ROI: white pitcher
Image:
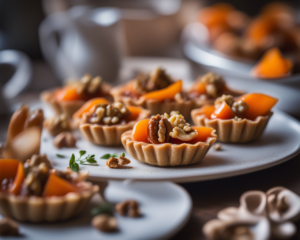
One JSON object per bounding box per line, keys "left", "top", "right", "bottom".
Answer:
{"left": 39, "top": 6, "right": 123, "bottom": 83}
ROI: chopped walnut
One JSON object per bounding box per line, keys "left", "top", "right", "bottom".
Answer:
{"left": 115, "top": 200, "right": 141, "bottom": 217}
{"left": 44, "top": 114, "right": 71, "bottom": 136}
{"left": 232, "top": 100, "right": 249, "bottom": 115}
{"left": 0, "top": 217, "right": 19, "bottom": 236}
{"left": 214, "top": 95, "right": 234, "bottom": 108}
{"left": 92, "top": 214, "right": 117, "bottom": 232}
{"left": 198, "top": 72, "right": 225, "bottom": 98}
{"left": 131, "top": 67, "right": 173, "bottom": 94}
{"left": 53, "top": 132, "right": 76, "bottom": 149}
{"left": 24, "top": 154, "right": 52, "bottom": 170}
{"left": 24, "top": 162, "right": 50, "bottom": 196}
{"left": 214, "top": 143, "right": 222, "bottom": 151}
{"left": 74, "top": 74, "right": 103, "bottom": 95}
{"left": 148, "top": 114, "right": 173, "bottom": 144}
{"left": 168, "top": 113, "right": 198, "bottom": 141}
{"left": 84, "top": 102, "right": 129, "bottom": 125}
{"left": 106, "top": 156, "right": 131, "bottom": 168}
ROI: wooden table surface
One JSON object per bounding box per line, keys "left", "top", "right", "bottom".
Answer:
{"left": 6, "top": 60, "right": 300, "bottom": 239}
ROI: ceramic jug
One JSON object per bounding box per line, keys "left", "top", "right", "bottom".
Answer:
{"left": 39, "top": 6, "right": 122, "bottom": 83}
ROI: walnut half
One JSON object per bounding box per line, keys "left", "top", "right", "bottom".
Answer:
{"left": 115, "top": 200, "right": 141, "bottom": 217}
{"left": 0, "top": 217, "right": 19, "bottom": 236}
{"left": 53, "top": 132, "right": 76, "bottom": 149}
{"left": 92, "top": 214, "right": 117, "bottom": 232}
{"left": 106, "top": 156, "right": 131, "bottom": 168}
{"left": 147, "top": 114, "right": 173, "bottom": 144}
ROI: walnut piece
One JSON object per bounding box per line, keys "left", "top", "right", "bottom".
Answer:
{"left": 24, "top": 154, "right": 52, "bottom": 170}
{"left": 74, "top": 74, "right": 103, "bottom": 95}
{"left": 115, "top": 200, "right": 141, "bottom": 217}
{"left": 168, "top": 113, "right": 198, "bottom": 141}
{"left": 92, "top": 214, "right": 117, "bottom": 232}
{"left": 214, "top": 143, "right": 222, "bottom": 151}
{"left": 44, "top": 114, "right": 71, "bottom": 136}
{"left": 84, "top": 102, "right": 129, "bottom": 125}
{"left": 214, "top": 95, "right": 234, "bottom": 109}
{"left": 232, "top": 100, "right": 249, "bottom": 115}
{"left": 106, "top": 156, "right": 131, "bottom": 168}
{"left": 0, "top": 217, "right": 19, "bottom": 236}
{"left": 53, "top": 132, "right": 76, "bottom": 149}
{"left": 199, "top": 72, "right": 225, "bottom": 98}
{"left": 147, "top": 114, "right": 173, "bottom": 144}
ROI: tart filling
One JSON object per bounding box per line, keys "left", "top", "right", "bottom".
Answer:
{"left": 75, "top": 99, "right": 150, "bottom": 146}
{"left": 110, "top": 67, "right": 195, "bottom": 119}
{"left": 121, "top": 112, "right": 216, "bottom": 166}
{"left": 41, "top": 74, "right": 112, "bottom": 118}
{"left": 0, "top": 156, "right": 98, "bottom": 222}
{"left": 191, "top": 93, "right": 278, "bottom": 143}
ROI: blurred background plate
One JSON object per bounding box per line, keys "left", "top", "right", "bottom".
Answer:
{"left": 0, "top": 180, "right": 192, "bottom": 240}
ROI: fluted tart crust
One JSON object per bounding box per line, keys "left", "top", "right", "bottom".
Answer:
{"left": 191, "top": 110, "right": 273, "bottom": 143}
{"left": 121, "top": 130, "right": 217, "bottom": 166}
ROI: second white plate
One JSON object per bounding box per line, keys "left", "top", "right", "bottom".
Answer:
{"left": 41, "top": 111, "right": 300, "bottom": 183}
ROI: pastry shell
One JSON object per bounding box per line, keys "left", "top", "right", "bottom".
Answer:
{"left": 0, "top": 183, "right": 99, "bottom": 223}
{"left": 121, "top": 130, "right": 217, "bottom": 166}
{"left": 41, "top": 83, "right": 111, "bottom": 118}
{"left": 110, "top": 82, "right": 195, "bottom": 119}
{"left": 79, "top": 108, "right": 151, "bottom": 146}
{"left": 191, "top": 109, "right": 273, "bottom": 143}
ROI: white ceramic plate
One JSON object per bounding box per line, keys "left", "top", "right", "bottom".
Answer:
{"left": 41, "top": 111, "right": 300, "bottom": 183}
{"left": 0, "top": 181, "right": 192, "bottom": 240}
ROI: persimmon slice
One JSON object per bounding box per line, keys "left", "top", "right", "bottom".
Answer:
{"left": 8, "top": 162, "right": 24, "bottom": 195}
{"left": 211, "top": 102, "right": 235, "bottom": 120}
{"left": 73, "top": 98, "right": 109, "bottom": 119}
{"left": 142, "top": 80, "right": 182, "bottom": 101}
{"left": 43, "top": 173, "right": 77, "bottom": 197}
{"left": 0, "top": 159, "right": 21, "bottom": 192}
{"left": 170, "top": 126, "right": 214, "bottom": 144}
{"left": 197, "top": 105, "right": 215, "bottom": 118}
{"left": 239, "top": 93, "right": 278, "bottom": 120}
{"left": 126, "top": 106, "right": 142, "bottom": 122}
{"left": 55, "top": 86, "right": 82, "bottom": 101}
{"left": 252, "top": 48, "right": 293, "bottom": 78}
{"left": 132, "top": 119, "right": 150, "bottom": 143}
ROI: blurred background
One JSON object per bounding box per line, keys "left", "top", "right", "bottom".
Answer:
{"left": 0, "top": 0, "right": 300, "bottom": 94}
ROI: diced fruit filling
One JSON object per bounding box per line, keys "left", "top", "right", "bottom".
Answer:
{"left": 55, "top": 74, "right": 106, "bottom": 101}
{"left": 197, "top": 93, "right": 278, "bottom": 120}
{"left": 252, "top": 48, "right": 293, "bottom": 78}
{"left": 132, "top": 111, "right": 214, "bottom": 144}
{"left": 0, "top": 156, "right": 84, "bottom": 197}
{"left": 80, "top": 101, "right": 142, "bottom": 125}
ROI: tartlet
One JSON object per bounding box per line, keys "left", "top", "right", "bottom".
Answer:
{"left": 41, "top": 74, "right": 112, "bottom": 118}
{"left": 0, "top": 157, "right": 98, "bottom": 223}
{"left": 110, "top": 67, "right": 195, "bottom": 119}
{"left": 121, "top": 112, "right": 217, "bottom": 166}
{"left": 74, "top": 99, "right": 151, "bottom": 146}
{"left": 191, "top": 93, "right": 278, "bottom": 143}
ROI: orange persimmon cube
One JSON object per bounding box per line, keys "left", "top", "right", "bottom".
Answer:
{"left": 239, "top": 93, "right": 278, "bottom": 120}
{"left": 190, "top": 126, "right": 214, "bottom": 143}
{"left": 197, "top": 105, "right": 216, "bottom": 118}
{"left": 132, "top": 119, "right": 150, "bottom": 143}
{"left": 73, "top": 98, "right": 109, "bottom": 119}
{"left": 252, "top": 48, "right": 292, "bottom": 78}
{"left": 142, "top": 81, "right": 182, "bottom": 101}
{"left": 211, "top": 102, "right": 235, "bottom": 120}
{"left": 195, "top": 82, "right": 206, "bottom": 94}
{"left": 8, "top": 162, "right": 24, "bottom": 195}
{"left": 55, "top": 86, "right": 82, "bottom": 101}
{"left": 0, "top": 159, "right": 20, "bottom": 191}
{"left": 126, "top": 106, "right": 142, "bottom": 122}
{"left": 43, "top": 173, "right": 77, "bottom": 197}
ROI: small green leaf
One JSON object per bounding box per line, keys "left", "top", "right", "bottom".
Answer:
{"left": 86, "top": 159, "right": 97, "bottom": 163}
{"left": 120, "top": 152, "right": 125, "bottom": 157}
{"left": 91, "top": 202, "right": 114, "bottom": 216}
{"left": 69, "top": 154, "right": 75, "bottom": 164}
{"left": 111, "top": 153, "right": 118, "bottom": 158}
{"left": 70, "top": 162, "right": 79, "bottom": 172}
{"left": 100, "top": 154, "right": 111, "bottom": 159}
{"left": 56, "top": 154, "right": 66, "bottom": 158}
{"left": 79, "top": 150, "right": 86, "bottom": 157}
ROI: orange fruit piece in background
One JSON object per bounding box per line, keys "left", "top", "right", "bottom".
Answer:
{"left": 55, "top": 86, "right": 82, "bottom": 101}
{"left": 197, "top": 105, "right": 216, "bottom": 118}
{"left": 43, "top": 173, "right": 77, "bottom": 197}
{"left": 239, "top": 93, "right": 278, "bottom": 120}
{"left": 142, "top": 80, "right": 182, "bottom": 101}
{"left": 211, "top": 102, "right": 235, "bottom": 120}
{"left": 252, "top": 48, "right": 292, "bottom": 78}
{"left": 73, "top": 98, "right": 109, "bottom": 119}
{"left": 126, "top": 106, "right": 142, "bottom": 122}
{"left": 190, "top": 126, "right": 214, "bottom": 143}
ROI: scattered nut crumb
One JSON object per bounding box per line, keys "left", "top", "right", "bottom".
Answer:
{"left": 0, "top": 217, "right": 19, "bottom": 236}
{"left": 106, "top": 156, "right": 131, "bottom": 168}
{"left": 214, "top": 143, "right": 222, "bottom": 151}
{"left": 92, "top": 214, "right": 117, "bottom": 232}
{"left": 54, "top": 132, "right": 76, "bottom": 149}
{"left": 115, "top": 200, "right": 141, "bottom": 217}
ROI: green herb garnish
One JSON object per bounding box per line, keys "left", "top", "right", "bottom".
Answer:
{"left": 76, "top": 150, "right": 97, "bottom": 165}
{"left": 56, "top": 154, "right": 66, "bottom": 158}
{"left": 91, "top": 202, "right": 114, "bottom": 216}
{"left": 69, "top": 154, "right": 79, "bottom": 172}
{"left": 100, "top": 152, "right": 125, "bottom": 160}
